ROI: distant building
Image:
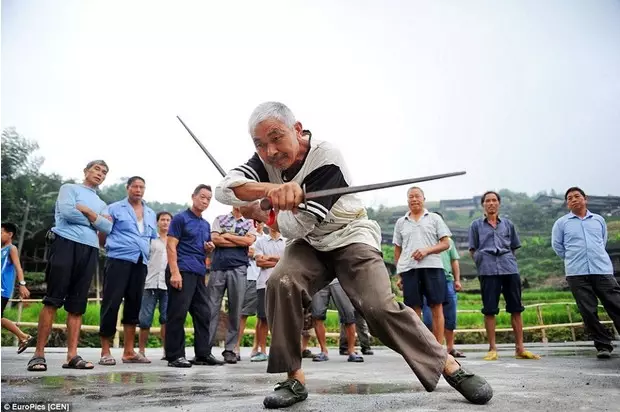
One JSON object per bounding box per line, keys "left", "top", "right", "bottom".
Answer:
{"left": 586, "top": 196, "right": 620, "bottom": 216}
{"left": 439, "top": 198, "right": 478, "bottom": 211}
{"left": 534, "top": 195, "right": 565, "bottom": 209}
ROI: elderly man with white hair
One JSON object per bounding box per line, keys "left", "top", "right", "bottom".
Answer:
{"left": 214, "top": 101, "right": 493, "bottom": 409}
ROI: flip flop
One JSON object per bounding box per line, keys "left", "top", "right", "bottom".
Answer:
{"left": 17, "top": 335, "right": 36, "bottom": 354}
{"left": 98, "top": 355, "right": 117, "bottom": 366}
{"left": 449, "top": 348, "right": 467, "bottom": 358}
{"left": 122, "top": 352, "right": 151, "bottom": 363}
{"left": 62, "top": 355, "right": 94, "bottom": 369}
{"left": 27, "top": 356, "right": 47, "bottom": 372}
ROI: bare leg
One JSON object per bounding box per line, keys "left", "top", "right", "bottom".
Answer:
{"left": 413, "top": 306, "right": 422, "bottom": 318}
{"left": 258, "top": 319, "right": 269, "bottom": 354}
{"left": 66, "top": 313, "right": 84, "bottom": 361}
{"left": 1, "top": 318, "right": 29, "bottom": 341}
{"left": 344, "top": 324, "right": 357, "bottom": 354}
{"left": 122, "top": 325, "right": 137, "bottom": 358}
{"left": 100, "top": 336, "right": 113, "bottom": 357}
{"left": 484, "top": 315, "right": 497, "bottom": 351}
{"left": 301, "top": 334, "right": 311, "bottom": 351}
{"left": 430, "top": 304, "right": 445, "bottom": 344}
{"left": 236, "top": 315, "right": 248, "bottom": 354}
{"left": 313, "top": 319, "right": 328, "bottom": 354}
{"left": 445, "top": 329, "right": 455, "bottom": 352}
{"left": 160, "top": 324, "right": 166, "bottom": 349}
{"left": 34, "top": 306, "right": 57, "bottom": 358}
{"left": 512, "top": 313, "right": 525, "bottom": 353}
{"left": 138, "top": 328, "right": 150, "bottom": 354}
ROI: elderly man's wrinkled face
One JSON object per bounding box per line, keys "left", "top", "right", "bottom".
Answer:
{"left": 252, "top": 119, "right": 303, "bottom": 170}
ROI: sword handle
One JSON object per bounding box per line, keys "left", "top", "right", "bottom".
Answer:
{"left": 258, "top": 184, "right": 307, "bottom": 211}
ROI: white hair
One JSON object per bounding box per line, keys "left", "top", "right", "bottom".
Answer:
{"left": 248, "top": 101, "right": 296, "bottom": 136}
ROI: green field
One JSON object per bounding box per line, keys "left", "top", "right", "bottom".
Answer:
{"left": 2, "top": 290, "right": 613, "bottom": 348}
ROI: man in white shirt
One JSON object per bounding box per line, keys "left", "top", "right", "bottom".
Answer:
{"left": 236, "top": 221, "right": 268, "bottom": 361}
{"left": 252, "top": 227, "right": 286, "bottom": 362}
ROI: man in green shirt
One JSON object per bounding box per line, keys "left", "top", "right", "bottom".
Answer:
{"left": 422, "top": 213, "right": 464, "bottom": 358}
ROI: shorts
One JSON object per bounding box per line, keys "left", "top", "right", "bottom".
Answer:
{"left": 139, "top": 288, "right": 168, "bottom": 328}
{"left": 1, "top": 296, "right": 8, "bottom": 317}
{"left": 241, "top": 280, "right": 258, "bottom": 316}
{"left": 43, "top": 235, "right": 98, "bottom": 315}
{"left": 401, "top": 267, "right": 447, "bottom": 308}
{"left": 310, "top": 282, "right": 356, "bottom": 325}
{"left": 422, "top": 279, "right": 458, "bottom": 330}
{"left": 479, "top": 274, "right": 525, "bottom": 315}
{"left": 256, "top": 287, "right": 267, "bottom": 320}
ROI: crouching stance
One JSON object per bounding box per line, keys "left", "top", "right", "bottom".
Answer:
{"left": 214, "top": 101, "right": 493, "bottom": 409}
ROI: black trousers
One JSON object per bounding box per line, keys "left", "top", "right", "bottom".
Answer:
{"left": 99, "top": 256, "right": 147, "bottom": 338}
{"left": 164, "top": 269, "right": 211, "bottom": 361}
{"left": 566, "top": 275, "right": 620, "bottom": 352}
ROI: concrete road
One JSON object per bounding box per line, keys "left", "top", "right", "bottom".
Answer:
{"left": 1, "top": 342, "right": 619, "bottom": 412}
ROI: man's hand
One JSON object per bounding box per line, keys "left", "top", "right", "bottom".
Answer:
{"left": 265, "top": 182, "right": 304, "bottom": 213}
{"left": 204, "top": 241, "right": 215, "bottom": 253}
{"left": 396, "top": 275, "right": 403, "bottom": 290}
{"left": 454, "top": 280, "right": 462, "bottom": 291}
{"left": 170, "top": 271, "right": 183, "bottom": 290}
{"left": 240, "top": 202, "right": 271, "bottom": 223}
{"left": 18, "top": 285, "right": 30, "bottom": 299}
{"left": 412, "top": 248, "right": 429, "bottom": 261}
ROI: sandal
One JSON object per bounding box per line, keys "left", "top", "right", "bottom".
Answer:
{"left": 122, "top": 352, "right": 151, "bottom": 363}
{"left": 27, "top": 356, "right": 47, "bottom": 372}
{"left": 449, "top": 348, "right": 466, "bottom": 358}
{"left": 98, "top": 355, "right": 116, "bottom": 366}
{"left": 17, "top": 335, "right": 36, "bottom": 354}
{"left": 62, "top": 355, "right": 94, "bottom": 369}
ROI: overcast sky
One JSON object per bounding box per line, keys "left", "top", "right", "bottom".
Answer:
{"left": 2, "top": 0, "right": 619, "bottom": 221}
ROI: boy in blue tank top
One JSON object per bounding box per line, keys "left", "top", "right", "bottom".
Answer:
{"left": 1, "top": 222, "right": 36, "bottom": 353}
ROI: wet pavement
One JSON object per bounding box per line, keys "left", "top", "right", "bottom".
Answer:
{"left": 1, "top": 342, "right": 619, "bottom": 411}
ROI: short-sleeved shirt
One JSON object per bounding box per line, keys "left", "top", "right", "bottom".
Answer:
{"left": 468, "top": 216, "right": 521, "bottom": 276}
{"left": 247, "top": 233, "right": 269, "bottom": 281}
{"left": 144, "top": 236, "right": 167, "bottom": 290}
{"left": 211, "top": 213, "right": 257, "bottom": 271}
{"left": 254, "top": 235, "right": 287, "bottom": 289}
{"left": 392, "top": 209, "right": 452, "bottom": 273}
{"left": 168, "top": 209, "right": 212, "bottom": 276}
{"left": 104, "top": 198, "right": 158, "bottom": 264}
{"left": 440, "top": 238, "right": 460, "bottom": 282}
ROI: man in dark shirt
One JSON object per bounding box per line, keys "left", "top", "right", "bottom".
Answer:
{"left": 468, "top": 191, "right": 540, "bottom": 361}
{"left": 165, "top": 184, "right": 216, "bottom": 368}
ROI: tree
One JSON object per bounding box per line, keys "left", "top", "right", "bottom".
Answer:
{"left": 1, "top": 128, "right": 66, "bottom": 250}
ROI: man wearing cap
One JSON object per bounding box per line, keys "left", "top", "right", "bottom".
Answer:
{"left": 27, "top": 160, "right": 113, "bottom": 372}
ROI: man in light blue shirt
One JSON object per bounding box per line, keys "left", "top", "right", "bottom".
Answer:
{"left": 98, "top": 176, "right": 157, "bottom": 366}
{"left": 551, "top": 186, "right": 620, "bottom": 359}
{"left": 28, "top": 160, "right": 112, "bottom": 372}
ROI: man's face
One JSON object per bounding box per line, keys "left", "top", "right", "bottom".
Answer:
{"left": 483, "top": 193, "right": 500, "bottom": 215}
{"left": 84, "top": 163, "right": 108, "bottom": 186}
{"left": 158, "top": 214, "right": 171, "bottom": 232}
{"left": 1, "top": 228, "right": 12, "bottom": 245}
{"left": 127, "top": 179, "right": 145, "bottom": 202}
{"left": 252, "top": 118, "right": 304, "bottom": 170}
{"left": 192, "top": 188, "right": 212, "bottom": 212}
{"left": 407, "top": 189, "right": 425, "bottom": 211}
{"left": 566, "top": 190, "right": 587, "bottom": 212}
{"left": 256, "top": 222, "right": 264, "bottom": 233}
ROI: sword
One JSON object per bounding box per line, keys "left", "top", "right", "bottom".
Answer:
{"left": 176, "top": 115, "right": 227, "bottom": 177}
{"left": 259, "top": 171, "right": 466, "bottom": 211}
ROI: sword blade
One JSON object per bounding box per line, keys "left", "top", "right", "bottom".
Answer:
{"left": 177, "top": 115, "right": 227, "bottom": 177}
{"left": 260, "top": 171, "right": 466, "bottom": 210}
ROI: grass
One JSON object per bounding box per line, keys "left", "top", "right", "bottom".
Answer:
{"left": 2, "top": 290, "right": 612, "bottom": 347}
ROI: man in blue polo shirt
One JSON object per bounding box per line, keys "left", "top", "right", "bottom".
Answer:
{"left": 552, "top": 186, "right": 620, "bottom": 359}
{"left": 468, "top": 190, "right": 540, "bottom": 361}
{"left": 206, "top": 206, "right": 257, "bottom": 364}
{"left": 165, "top": 184, "right": 216, "bottom": 368}
{"left": 98, "top": 176, "right": 157, "bottom": 366}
